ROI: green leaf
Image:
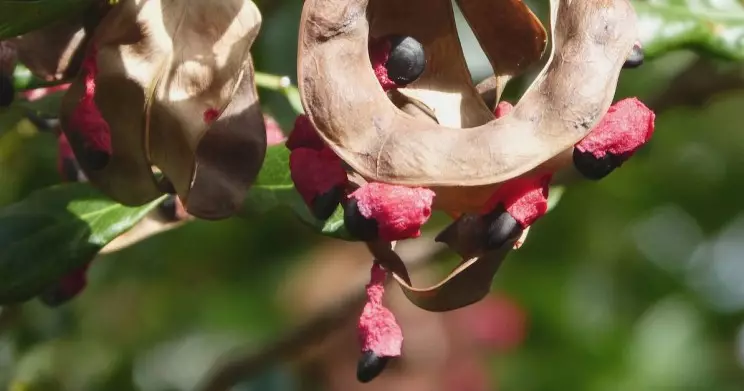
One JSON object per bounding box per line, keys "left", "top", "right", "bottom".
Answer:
{"left": 0, "top": 0, "right": 95, "bottom": 39}
{"left": 0, "top": 183, "right": 164, "bottom": 304}
{"left": 242, "top": 145, "right": 353, "bottom": 240}
{"left": 635, "top": 0, "right": 744, "bottom": 60}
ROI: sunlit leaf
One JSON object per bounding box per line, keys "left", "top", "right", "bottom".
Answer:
{"left": 635, "top": 0, "right": 744, "bottom": 60}
{"left": 0, "top": 183, "right": 164, "bottom": 304}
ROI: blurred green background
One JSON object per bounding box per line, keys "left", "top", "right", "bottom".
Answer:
{"left": 3, "top": 0, "right": 744, "bottom": 390}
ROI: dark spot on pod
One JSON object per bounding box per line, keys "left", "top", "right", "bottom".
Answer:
{"left": 623, "top": 43, "right": 644, "bottom": 69}
{"left": 386, "top": 35, "right": 426, "bottom": 86}
{"left": 61, "top": 157, "right": 81, "bottom": 183}
{"left": 311, "top": 185, "right": 343, "bottom": 221}
{"left": 343, "top": 197, "right": 379, "bottom": 241}
{"left": 80, "top": 148, "right": 110, "bottom": 171}
{"left": 357, "top": 351, "right": 390, "bottom": 383}
{"left": 158, "top": 195, "right": 179, "bottom": 222}
{"left": 0, "top": 74, "right": 14, "bottom": 107}
{"left": 482, "top": 204, "right": 522, "bottom": 252}
{"left": 572, "top": 149, "right": 627, "bottom": 180}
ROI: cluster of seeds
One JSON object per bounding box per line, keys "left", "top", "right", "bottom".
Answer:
{"left": 287, "top": 35, "right": 656, "bottom": 383}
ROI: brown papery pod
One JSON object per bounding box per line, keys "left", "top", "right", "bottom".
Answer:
{"left": 12, "top": 19, "right": 88, "bottom": 82}
{"left": 60, "top": 0, "right": 267, "bottom": 220}
{"left": 299, "top": 0, "right": 639, "bottom": 311}
{"left": 299, "top": 0, "right": 638, "bottom": 215}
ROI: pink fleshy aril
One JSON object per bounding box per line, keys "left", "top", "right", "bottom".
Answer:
{"left": 349, "top": 183, "right": 435, "bottom": 241}
{"left": 357, "top": 262, "right": 403, "bottom": 358}
{"left": 575, "top": 97, "right": 655, "bottom": 159}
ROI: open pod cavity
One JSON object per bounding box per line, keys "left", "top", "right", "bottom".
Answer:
{"left": 298, "top": 0, "right": 640, "bottom": 311}
{"left": 59, "top": 0, "right": 267, "bottom": 220}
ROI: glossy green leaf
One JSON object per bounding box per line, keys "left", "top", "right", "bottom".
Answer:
{"left": 635, "top": 0, "right": 744, "bottom": 60}
{"left": 0, "top": 183, "right": 164, "bottom": 304}
{"left": 242, "top": 145, "right": 352, "bottom": 240}
{"left": 0, "top": 0, "right": 94, "bottom": 39}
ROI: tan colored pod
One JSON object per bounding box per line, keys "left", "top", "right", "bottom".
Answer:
{"left": 60, "top": 0, "right": 266, "bottom": 219}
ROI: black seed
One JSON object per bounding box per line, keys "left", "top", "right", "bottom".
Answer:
{"left": 159, "top": 195, "right": 178, "bottom": 222}
{"left": 81, "top": 148, "right": 110, "bottom": 171}
{"left": 61, "top": 157, "right": 81, "bottom": 183}
{"left": 623, "top": 43, "right": 644, "bottom": 69}
{"left": 572, "top": 149, "right": 626, "bottom": 180}
{"left": 386, "top": 35, "right": 426, "bottom": 86}
{"left": 343, "top": 197, "right": 379, "bottom": 241}
{"left": 0, "top": 74, "right": 14, "bottom": 107}
{"left": 158, "top": 177, "right": 177, "bottom": 194}
{"left": 311, "top": 186, "right": 343, "bottom": 221}
{"left": 482, "top": 204, "right": 522, "bottom": 252}
{"left": 357, "top": 351, "right": 389, "bottom": 383}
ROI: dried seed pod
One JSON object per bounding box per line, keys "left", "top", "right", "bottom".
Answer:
{"left": 385, "top": 35, "right": 425, "bottom": 86}
{"left": 59, "top": 0, "right": 267, "bottom": 220}
{"left": 12, "top": 19, "right": 88, "bottom": 82}
{"left": 299, "top": 0, "right": 638, "bottom": 214}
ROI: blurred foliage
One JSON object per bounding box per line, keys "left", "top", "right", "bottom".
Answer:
{"left": 2, "top": 0, "right": 744, "bottom": 390}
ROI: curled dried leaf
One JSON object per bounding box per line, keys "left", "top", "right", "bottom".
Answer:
{"left": 60, "top": 0, "right": 266, "bottom": 219}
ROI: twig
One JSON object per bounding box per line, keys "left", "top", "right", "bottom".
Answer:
{"left": 196, "top": 237, "right": 447, "bottom": 391}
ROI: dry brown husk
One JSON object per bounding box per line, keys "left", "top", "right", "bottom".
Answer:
{"left": 298, "top": 0, "right": 639, "bottom": 311}
{"left": 59, "top": 0, "right": 267, "bottom": 220}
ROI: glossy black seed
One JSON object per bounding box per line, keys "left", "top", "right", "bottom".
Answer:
{"left": 0, "top": 74, "right": 14, "bottom": 107}
{"left": 81, "top": 148, "right": 110, "bottom": 171}
{"left": 61, "top": 157, "right": 81, "bottom": 183}
{"left": 482, "top": 204, "right": 522, "bottom": 252}
{"left": 311, "top": 186, "right": 343, "bottom": 221}
{"left": 572, "top": 149, "right": 626, "bottom": 180}
{"left": 623, "top": 43, "right": 644, "bottom": 69}
{"left": 158, "top": 177, "right": 177, "bottom": 194}
{"left": 357, "top": 351, "right": 389, "bottom": 383}
{"left": 159, "top": 195, "right": 178, "bottom": 222}
{"left": 386, "top": 35, "right": 426, "bottom": 86}
{"left": 343, "top": 197, "right": 379, "bottom": 241}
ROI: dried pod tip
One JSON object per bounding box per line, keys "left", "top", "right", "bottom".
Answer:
{"left": 38, "top": 265, "right": 89, "bottom": 307}
{"left": 623, "top": 41, "right": 644, "bottom": 69}
{"left": 357, "top": 351, "right": 390, "bottom": 383}
{"left": 385, "top": 35, "right": 426, "bottom": 86}
{"left": 0, "top": 74, "right": 14, "bottom": 107}
{"left": 573, "top": 98, "right": 655, "bottom": 180}
{"left": 346, "top": 183, "right": 435, "bottom": 241}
